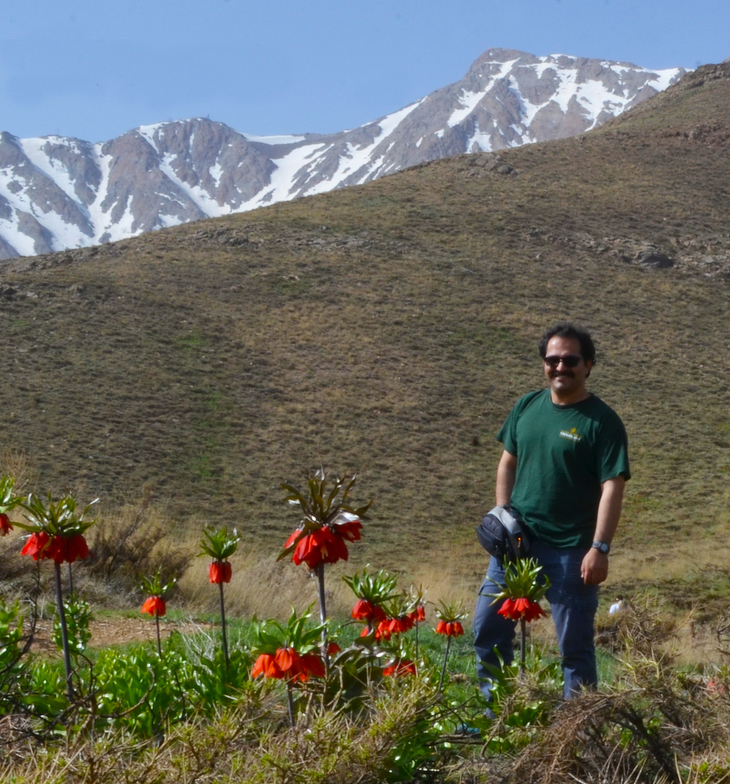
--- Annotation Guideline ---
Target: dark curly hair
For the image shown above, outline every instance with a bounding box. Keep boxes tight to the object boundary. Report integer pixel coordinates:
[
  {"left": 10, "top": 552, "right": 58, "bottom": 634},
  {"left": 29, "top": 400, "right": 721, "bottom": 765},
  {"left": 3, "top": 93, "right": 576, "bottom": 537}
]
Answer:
[{"left": 538, "top": 323, "right": 596, "bottom": 364}]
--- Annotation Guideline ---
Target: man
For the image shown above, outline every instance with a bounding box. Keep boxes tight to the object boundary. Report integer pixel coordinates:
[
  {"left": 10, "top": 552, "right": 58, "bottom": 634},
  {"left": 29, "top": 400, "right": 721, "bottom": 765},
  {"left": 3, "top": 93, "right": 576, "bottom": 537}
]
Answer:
[{"left": 473, "top": 322, "right": 630, "bottom": 700}]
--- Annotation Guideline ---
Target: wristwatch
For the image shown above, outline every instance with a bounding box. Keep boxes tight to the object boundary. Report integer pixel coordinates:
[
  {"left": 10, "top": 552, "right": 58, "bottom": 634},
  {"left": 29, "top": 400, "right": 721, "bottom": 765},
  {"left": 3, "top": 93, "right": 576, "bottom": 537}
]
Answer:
[{"left": 591, "top": 540, "right": 611, "bottom": 554}]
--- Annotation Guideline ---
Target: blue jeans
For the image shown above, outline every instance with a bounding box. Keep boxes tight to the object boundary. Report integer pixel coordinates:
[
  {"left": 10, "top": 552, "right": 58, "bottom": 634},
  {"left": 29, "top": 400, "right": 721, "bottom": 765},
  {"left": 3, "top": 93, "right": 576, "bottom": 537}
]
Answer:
[{"left": 473, "top": 538, "right": 599, "bottom": 701}]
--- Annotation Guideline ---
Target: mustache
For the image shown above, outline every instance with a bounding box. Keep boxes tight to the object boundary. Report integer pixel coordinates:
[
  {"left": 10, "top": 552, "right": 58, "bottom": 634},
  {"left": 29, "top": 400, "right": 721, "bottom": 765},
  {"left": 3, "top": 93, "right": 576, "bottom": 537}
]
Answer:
[{"left": 549, "top": 370, "right": 574, "bottom": 378}]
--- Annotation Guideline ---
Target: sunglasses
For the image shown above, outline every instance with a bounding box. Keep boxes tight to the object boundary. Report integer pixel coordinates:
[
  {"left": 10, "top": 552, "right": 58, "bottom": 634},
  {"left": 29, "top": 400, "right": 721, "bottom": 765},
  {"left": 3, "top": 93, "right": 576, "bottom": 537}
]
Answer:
[{"left": 543, "top": 354, "right": 583, "bottom": 368}]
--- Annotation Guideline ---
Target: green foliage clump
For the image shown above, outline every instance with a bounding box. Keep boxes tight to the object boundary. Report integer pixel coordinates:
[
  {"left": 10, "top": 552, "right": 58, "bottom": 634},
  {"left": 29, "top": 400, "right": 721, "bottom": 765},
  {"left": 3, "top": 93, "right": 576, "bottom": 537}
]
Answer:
[
  {"left": 52, "top": 594, "right": 91, "bottom": 657},
  {"left": 93, "top": 640, "right": 252, "bottom": 737}
]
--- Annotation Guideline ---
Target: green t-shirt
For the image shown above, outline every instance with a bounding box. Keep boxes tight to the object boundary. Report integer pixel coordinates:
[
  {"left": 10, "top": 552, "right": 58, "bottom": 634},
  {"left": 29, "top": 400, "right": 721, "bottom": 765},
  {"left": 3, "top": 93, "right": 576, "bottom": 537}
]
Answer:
[{"left": 497, "top": 389, "right": 630, "bottom": 548}]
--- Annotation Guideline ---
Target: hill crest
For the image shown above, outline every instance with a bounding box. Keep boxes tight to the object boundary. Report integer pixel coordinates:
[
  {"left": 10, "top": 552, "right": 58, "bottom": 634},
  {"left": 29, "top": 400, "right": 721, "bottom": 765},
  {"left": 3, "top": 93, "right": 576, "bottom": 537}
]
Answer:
[{"left": 0, "top": 49, "right": 684, "bottom": 259}]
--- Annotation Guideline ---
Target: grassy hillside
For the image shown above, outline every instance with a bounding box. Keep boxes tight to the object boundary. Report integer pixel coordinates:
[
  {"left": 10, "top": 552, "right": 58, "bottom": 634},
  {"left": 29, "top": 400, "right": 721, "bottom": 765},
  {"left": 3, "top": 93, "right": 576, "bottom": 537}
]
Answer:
[{"left": 2, "top": 62, "right": 730, "bottom": 607}]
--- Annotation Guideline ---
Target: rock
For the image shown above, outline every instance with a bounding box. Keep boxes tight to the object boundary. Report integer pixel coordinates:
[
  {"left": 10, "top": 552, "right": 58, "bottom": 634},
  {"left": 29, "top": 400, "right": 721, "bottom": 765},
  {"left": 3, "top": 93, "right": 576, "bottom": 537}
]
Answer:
[{"left": 636, "top": 248, "right": 674, "bottom": 268}]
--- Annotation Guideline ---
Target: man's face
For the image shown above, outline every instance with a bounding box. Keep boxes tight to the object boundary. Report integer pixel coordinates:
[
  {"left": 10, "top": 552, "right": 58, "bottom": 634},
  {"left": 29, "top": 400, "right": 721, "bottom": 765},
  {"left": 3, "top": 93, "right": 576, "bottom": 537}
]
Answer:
[{"left": 543, "top": 335, "right": 592, "bottom": 401}]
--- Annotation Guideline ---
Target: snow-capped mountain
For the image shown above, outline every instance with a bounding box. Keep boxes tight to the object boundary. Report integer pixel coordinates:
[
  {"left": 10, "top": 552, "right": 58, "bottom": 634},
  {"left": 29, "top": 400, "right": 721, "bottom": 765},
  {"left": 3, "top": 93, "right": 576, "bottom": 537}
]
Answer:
[{"left": 0, "top": 48, "right": 685, "bottom": 259}]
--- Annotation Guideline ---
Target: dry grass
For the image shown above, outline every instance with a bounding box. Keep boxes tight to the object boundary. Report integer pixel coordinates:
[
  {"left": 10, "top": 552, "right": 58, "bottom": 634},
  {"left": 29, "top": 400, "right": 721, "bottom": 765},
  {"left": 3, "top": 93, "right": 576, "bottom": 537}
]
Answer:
[
  {"left": 463, "top": 604, "right": 730, "bottom": 784},
  {"left": 0, "top": 450, "right": 37, "bottom": 496},
  {"left": 84, "top": 494, "right": 196, "bottom": 597},
  {"left": 180, "top": 544, "right": 481, "bottom": 622},
  {"left": 0, "top": 678, "right": 445, "bottom": 784}
]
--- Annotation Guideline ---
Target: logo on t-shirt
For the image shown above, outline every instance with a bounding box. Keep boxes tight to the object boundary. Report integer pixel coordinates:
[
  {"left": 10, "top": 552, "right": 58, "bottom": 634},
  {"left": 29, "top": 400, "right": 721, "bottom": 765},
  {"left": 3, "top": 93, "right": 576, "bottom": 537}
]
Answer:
[{"left": 559, "top": 427, "right": 582, "bottom": 442}]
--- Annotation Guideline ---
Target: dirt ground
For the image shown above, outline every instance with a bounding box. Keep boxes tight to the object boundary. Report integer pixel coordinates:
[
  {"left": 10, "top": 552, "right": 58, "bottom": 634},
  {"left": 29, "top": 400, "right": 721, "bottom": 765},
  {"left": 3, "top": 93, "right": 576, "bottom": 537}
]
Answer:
[{"left": 28, "top": 615, "right": 212, "bottom": 654}]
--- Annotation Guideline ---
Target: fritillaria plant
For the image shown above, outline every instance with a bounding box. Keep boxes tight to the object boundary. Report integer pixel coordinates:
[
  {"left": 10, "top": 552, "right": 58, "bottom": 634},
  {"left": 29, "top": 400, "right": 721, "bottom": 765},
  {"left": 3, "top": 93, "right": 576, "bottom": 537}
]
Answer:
[
  {"left": 0, "top": 475, "right": 20, "bottom": 537},
  {"left": 373, "top": 597, "right": 417, "bottom": 643},
  {"left": 491, "top": 557, "right": 550, "bottom": 672},
  {"left": 199, "top": 526, "right": 240, "bottom": 667},
  {"left": 250, "top": 606, "right": 328, "bottom": 726},
  {"left": 17, "top": 492, "right": 98, "bottom": 699},
  {"left": 279, "top": 469, "right": 371, "bottom": 649},
  {"left": 383, "top": 659, "right": 417, "bottom": 677},
  {"left": 344, "top": 568, "right": 399, "bottom": 637},
  {"left": 434, "top": 600, "right": 467, "bottom": 694},
  {"left": 407, "top": 584, "right": 427, "bottom": 662},
  {"left": 139, "top": 570, "right": 177, "bottom": 657}
]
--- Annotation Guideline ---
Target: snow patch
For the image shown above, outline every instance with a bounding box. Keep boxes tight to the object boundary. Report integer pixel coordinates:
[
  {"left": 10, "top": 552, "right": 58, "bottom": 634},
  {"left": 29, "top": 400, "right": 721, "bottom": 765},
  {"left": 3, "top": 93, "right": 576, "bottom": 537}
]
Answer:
[
  {"left": 244, "top": 133, "right": 307, "bottom": 145},
  {"left": 158, "top": 153, "right": 230, "bottom": 216},
  {"left": 241, "top": 101, "right": 423, "bottom": 205},
  {"left": 448, "top": 58, "right": 518, "bottom": 127},
  {"left": 0, "top": 150, "right": 91, "bottom": 250},
  {"left": 371, "top": 100, "right": 422, "bottom": 139},
  {"left": 85, "top": 147, "right": 137, "bottom": 244},
  {"left": 466, "top": 123, "right": 494, "bottom": 152},
  {"left": 243, "top": 142, "right": 329, "bottom": 208},
  {"left": 645, "top": 67, "right": 681, "bottom": 91},
  {"left": 209, "top": 162, "right": 224, "bottom": 188},
  {"left": 20, "top": 138, "right": 83, "bottom": 204},
  {"left": 157, "top": 213, "right": 185, "bottom": 229},
  {"left": 448, "top": 89, "right": 487, "bottom": 127}
]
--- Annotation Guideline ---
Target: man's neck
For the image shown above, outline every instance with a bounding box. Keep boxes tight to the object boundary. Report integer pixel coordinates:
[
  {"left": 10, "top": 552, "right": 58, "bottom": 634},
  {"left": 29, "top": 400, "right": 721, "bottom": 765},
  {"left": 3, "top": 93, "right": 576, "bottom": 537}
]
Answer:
[{"left": 550, "top": 388, "right": 591, "bottom": 406}]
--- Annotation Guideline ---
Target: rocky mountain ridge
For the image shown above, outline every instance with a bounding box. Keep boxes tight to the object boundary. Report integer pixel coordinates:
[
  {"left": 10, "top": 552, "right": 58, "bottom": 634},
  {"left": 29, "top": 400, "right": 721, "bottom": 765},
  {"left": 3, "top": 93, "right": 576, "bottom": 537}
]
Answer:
[{"left": 0, "top": 48, "right": 685, "bottom": 259}]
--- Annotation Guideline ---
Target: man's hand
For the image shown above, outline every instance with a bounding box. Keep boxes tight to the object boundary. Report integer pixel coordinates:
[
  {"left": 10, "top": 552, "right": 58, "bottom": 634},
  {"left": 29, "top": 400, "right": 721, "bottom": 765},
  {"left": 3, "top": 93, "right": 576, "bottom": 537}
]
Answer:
[{"left": 581, "top": 547, "right": 609, "bottom": 584}]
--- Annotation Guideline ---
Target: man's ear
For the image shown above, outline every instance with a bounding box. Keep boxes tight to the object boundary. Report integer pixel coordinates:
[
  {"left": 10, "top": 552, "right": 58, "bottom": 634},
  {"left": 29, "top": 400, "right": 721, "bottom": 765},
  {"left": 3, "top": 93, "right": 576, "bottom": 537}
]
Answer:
[{"left": 585, "top": 360, "right": 593, "bottom": 378}]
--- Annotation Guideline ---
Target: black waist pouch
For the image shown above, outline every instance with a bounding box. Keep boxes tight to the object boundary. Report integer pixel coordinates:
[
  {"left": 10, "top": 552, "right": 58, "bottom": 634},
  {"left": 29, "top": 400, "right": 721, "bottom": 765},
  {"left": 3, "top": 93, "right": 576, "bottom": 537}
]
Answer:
[{"left": 476, "top": 505, "right": 530, "bottom": 565}]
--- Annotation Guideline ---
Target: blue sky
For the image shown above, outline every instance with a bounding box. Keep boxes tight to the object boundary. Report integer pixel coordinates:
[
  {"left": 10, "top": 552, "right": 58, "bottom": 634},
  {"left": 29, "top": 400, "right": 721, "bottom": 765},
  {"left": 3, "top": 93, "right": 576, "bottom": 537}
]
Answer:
[{"left": 2, "top": 0, "right": 728, "bottom": 142}]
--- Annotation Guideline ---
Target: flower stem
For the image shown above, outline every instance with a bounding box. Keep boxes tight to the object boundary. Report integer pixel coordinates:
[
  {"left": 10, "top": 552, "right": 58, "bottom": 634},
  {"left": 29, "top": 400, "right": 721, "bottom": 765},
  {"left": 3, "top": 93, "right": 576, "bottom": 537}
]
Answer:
[
  {"left": 315, "top": 562, "right": 328, "bottom": 652},
  {"left": 437, "top": 636, "right": 452, "bottom": 695},
  {"left": 54, "top": 561, "right": 74, "bottom": 701},
  {"left": 155, "top": 611, "right": 162, "bottom": 658},
  {"left": 519, "top": 617, "right": 526, "bottom": 672},
  {"left": 219, "top": 580, "right": 229, "bottom": 668},
  {"left": 414, "top": 622, "right": 420, "bottom": 672},
  {"left": 286, "top": 680, "right": 296, "bottom": 727}
]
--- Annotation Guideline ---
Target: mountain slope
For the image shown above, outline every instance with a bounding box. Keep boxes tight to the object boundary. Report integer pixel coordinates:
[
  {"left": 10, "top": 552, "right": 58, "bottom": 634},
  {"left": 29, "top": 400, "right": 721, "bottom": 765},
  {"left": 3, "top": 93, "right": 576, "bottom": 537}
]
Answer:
[
  {"left": 0, "top": 49, "right": 684, "bottom": 259},
  {"left": 0, "top": 62, "right": 728, "bottom": 598}
]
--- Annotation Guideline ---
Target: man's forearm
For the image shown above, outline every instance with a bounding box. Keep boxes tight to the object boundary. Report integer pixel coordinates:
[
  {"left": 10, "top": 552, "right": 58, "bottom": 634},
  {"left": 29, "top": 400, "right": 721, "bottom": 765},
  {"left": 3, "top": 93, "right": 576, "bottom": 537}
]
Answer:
[
  {"left": 581, "top": 475, "right": 626, "bottom": 585},
  {"left": 593, "top": 476, "right": 626, "bottom": 544},
  {"left": 496, "top": 451, "right": 517, "bottom": 506}
]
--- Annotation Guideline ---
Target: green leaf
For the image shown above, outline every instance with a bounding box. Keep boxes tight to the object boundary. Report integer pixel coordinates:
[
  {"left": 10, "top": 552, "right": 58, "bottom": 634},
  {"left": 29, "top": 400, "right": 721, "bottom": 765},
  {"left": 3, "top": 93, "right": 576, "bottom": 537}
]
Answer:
[{"left": 199, "top": 525, "right": 240, "bottom": 559}]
